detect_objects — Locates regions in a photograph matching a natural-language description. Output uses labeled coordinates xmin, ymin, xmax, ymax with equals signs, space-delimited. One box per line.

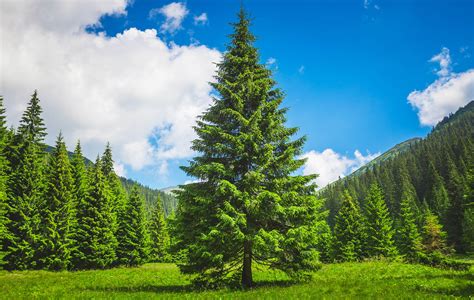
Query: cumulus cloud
xmin=150 ymin=2 xmax=189 ymax=34
xmin=301 ymin=149 xmax=380 ymax=189
xmin=0 ymin=0 xmax=221 ymax=175
xmin=407 ymin=47 xmax=474 ymax=126
xmin=194 ymin=13 xmax=208 ymax=25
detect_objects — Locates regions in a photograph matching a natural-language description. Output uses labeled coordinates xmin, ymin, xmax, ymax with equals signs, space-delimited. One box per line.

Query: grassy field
xmin=1 ymin=261 xmax=473 ymax=299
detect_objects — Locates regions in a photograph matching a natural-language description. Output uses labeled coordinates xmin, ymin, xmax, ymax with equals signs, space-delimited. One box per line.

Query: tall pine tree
xmin=364 ymin=183 xmax=398 ymax=258
xmin=148 ymin=194 xmax=170 ymax=262
xmin=174 ymin=8 xmax=326 ymax=287
xmin=73 ymin=157 xmax=117 ymax=269
xmin=116 ymin=186 xmax=149 ymax=266
xmin=4 ymin=91 xmax=47 ymax=270
xmin=39 ymin=133 xmax=74 ymax=270
xmin=396 ymin=197 xmax=423 ymax=262
xmin=0 ymin=96 xmax=10 ymax=265
xmin=333 ymin=191 xmax=366 ymax=262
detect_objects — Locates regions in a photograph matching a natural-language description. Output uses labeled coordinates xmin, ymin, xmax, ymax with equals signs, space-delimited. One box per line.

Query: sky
xmin=1 ymin=0 xmax=473 ymax=189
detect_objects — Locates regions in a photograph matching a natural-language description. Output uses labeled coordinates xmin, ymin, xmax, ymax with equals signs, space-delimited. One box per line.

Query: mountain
xmin=44 ymin=146 xmax=178 ymax=217
xmin=320 ymin=101 xmax=474 ymax=252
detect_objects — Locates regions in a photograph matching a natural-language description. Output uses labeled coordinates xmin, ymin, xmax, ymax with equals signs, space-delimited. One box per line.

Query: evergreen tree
xmin=148 ymin=195 xmax=170 ymax=262
xmin=70 ymin=141 xmax=89 ymax=267
xmin=116 ymin=186 xmax=149 ymax=266
xmin=333 ymin=191 xmax=366 ymax=261
xmin=174 ymin=8 xmax=326 ymax=287
xmin=425 ymin=163 xmax=449 ymax=220
xmin=4 ymin=91 xmax=47 ymax=270
xmin=73 ymin=157 xmax=117 ymax=269
xmin=445 ymin=158 xmax=465 ymax=251
xmin=364 ymin=184 xmax=398 ymax=258
xmin=396 ymin=197 xmax=423 ymax=262
xmin=462 ymin=158 xmax=474 ymax=252
xmin=39 ymin=133 xmax=74 ymax=270
xmin=422 ymin=211 xmax=450 ymax=255
xmin=0 ymin=96 xmax=10 ymax=265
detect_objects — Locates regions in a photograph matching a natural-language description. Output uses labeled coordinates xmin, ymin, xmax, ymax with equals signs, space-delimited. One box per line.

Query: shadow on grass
xmin=83 ymin=279 xmax=298 ymax=294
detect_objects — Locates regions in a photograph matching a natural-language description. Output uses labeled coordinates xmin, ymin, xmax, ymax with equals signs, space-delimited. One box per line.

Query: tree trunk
xmin=241 ymin=239 xmax=253 ymax=288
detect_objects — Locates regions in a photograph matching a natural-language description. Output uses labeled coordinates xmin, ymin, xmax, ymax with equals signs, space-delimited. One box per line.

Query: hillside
xmin=44 ymin=146 xmax=178 ymax=217
xmin=320 ymin=101 xmax=474 ymax=252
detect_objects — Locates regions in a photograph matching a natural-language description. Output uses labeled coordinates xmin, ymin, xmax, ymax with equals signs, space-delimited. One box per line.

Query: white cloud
xmin=430 ymin=47 xmax=451 ymax=77
xmin=0 ymin=0 xmax=221 ymax=177
xmin=407 ymin=47 xmax=474 ymax=126
xmin=301 ymin=149 xmax=380 ymax=189
xmin=194 ymin=13 xmax=208 ymax=25
xmin=150 ymin=2 xmax=189 ymax=34
xmin=266 ymin=57 xmax=277 ymax=66
xmin=113 ymin=162 xmax=127 ymax=177
xmin=364 ymin=0 xmax=370 ymax=9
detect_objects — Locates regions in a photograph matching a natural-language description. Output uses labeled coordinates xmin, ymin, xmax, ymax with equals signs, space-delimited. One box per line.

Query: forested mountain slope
xmin=45 ymin=146 xmax=178 ymax=217
xmin=320 ymin=101 xmax=474 ymax=252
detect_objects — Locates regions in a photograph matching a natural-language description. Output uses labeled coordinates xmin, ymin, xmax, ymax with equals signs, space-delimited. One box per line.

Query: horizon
xmin=1 ymin=0 xmax=473 ymax=189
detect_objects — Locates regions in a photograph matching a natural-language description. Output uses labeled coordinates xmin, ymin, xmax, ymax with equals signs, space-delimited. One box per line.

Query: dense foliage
xmin=174 ymin=8 xmax=328 ymax=288
xmin=321 ymin=101 xmax=474 ymax=253
xmin=0 ymin=92 xmax=170 ymax=270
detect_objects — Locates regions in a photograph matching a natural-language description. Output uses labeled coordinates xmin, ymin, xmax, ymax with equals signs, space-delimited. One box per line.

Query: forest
xmin=0 ymin=6 xmax=473 ymax=299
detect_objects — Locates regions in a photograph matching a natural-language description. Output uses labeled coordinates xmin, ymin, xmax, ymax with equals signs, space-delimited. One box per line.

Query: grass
xmin=1 ymin=261 xmax=473 ymax=299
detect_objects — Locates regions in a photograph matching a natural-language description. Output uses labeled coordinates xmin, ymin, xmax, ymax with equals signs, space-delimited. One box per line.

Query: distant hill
xmin=45 ymin=147 xmax=178 ymax=217
xmin=320 ymin=101 xmax=474 ymax=251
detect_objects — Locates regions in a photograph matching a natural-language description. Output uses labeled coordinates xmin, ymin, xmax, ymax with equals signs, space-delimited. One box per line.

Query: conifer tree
xmin=396 ymin=197 xmax=423 ymax=262
xmin=73 ymin=157 xmax=117 ymax=269
xmin=0 ymin=96 xmax=10 ymax=264
xmin=39 ymin=133 xmax=74 ymax=270
xmin=333 ymin=191 xmax=366 ymax=262
xmin=116 ymin=186 xmax=149 ymax=266
xmin=364 ymin=184 xmax=398 ymax=258
xmin=174 ymin=8 xmax=326 ymax=287
xmin=425 ymin=163 xmax=449 ymax=219
xmin=445 ymin=158 xmax=465 ymax=251
xmin=148 ymin=195 xmax=170 ymax=262
xmin=4 ymin=91 xmax=47 ymax=270
xmin=462 ymin=158 xmax=474 ymax=252
xmin=422 ymin=211 xmax=449 ymax=255
xmin=70 ymin=141 xmax=89 ymax=267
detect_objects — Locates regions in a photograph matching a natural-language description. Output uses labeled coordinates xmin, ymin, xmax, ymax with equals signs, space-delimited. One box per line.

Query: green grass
xmin=1 ymin=261 xmax=473 ymax=299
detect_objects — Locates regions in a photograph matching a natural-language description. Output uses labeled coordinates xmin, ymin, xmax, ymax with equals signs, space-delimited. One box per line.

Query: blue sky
xmin=1 ymin=0 xmax=473 ymax=189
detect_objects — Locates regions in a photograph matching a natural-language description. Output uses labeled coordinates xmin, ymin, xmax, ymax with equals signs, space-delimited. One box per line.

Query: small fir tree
xmin=148 ymin=195 xmax=170 ymax=262
xmin=39 ymin=133 xmax=74 ymax=270
xmin=364 ymin=183 xmax=398 ymax=258
xmin=116 ymin=186 xmax=149 ymax=266
xmin=396 ymin=197 xmax=424 ymax=262
xmin=422 ymin=211 xmax=450 ymax=255
xmin=333 ymin=190 xmax=366 ymax=261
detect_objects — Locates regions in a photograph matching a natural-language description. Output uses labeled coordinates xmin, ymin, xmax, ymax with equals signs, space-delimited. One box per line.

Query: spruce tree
xmin=333 ymin=191 xmax=366 ymax=262
xmin=445 ymin=158 xmax=465 ymax=251
xmin=0 ymin=96 xmax=10 ymax=265
xmin=425 ymin=163 xmax=449 ymax=220
xmin=462 ymin=158 xmax=474 ymax=252
xmin=364 ymin=183 xmax=398 ymax=258
xmin=174 ymin=8 xmax=326 ymax=287
xmin=39 ymin=133 xmax=74 ymax=270
xmin=396 ymin=197 xmax=423 ymax=262
xmin=4 ymin=91 xmax=47 ymax=270
xmin=116 ymin=186 xmax=149 ymax=266
xmin=422 ymin=211 xmax=449 ymax=255
xmin=73 ymin=157 xmax=117 ymax=269
xmin=70 ymin=141 xmax=89 ymax=266
xmin=148 ymin=194 xmax=170 ymax=262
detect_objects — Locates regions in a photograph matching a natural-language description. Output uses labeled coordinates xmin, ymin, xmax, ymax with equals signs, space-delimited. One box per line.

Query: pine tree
xmin=425 ymin=162 xmax=449 ymax=221
xmin=148 ymin=195 xmax=170 ymax=262
xmin=39 ymin=133 xmax=74 ymax=270
xmin=445 ymin=158 xmax=465 ymax=251
xmin=333 ymin=191 xmax=366 ymax=262
xmin=364 ymin=183 xmax=398 ymax=258
xmin=4 ymin=91 xmax=47 ymax=270
xmin=116 ymin=186 xmax=149 ymax=266
xmin=69 ymin=141 xmax=89 ymax=267
xmin=462 ymin=158 xmax=474 ymax=252
xmin=396 ymin=197 xmax=423 ymax=262
xmin=0 ymin=96 xmax=10 ymax=265
xmin=174 ymin=8 xmax=326 ymax=287
xmin=73 ymin=157 xmax=117 ymax=269
xmin=422 ymin=211 xmax=450 ymax=255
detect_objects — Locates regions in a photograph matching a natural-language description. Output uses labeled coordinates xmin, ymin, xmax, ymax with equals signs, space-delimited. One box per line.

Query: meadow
xmin=1 ymin=261 xmax=473 ymax=299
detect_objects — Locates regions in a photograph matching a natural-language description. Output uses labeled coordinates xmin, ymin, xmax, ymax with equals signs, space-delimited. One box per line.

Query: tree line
xmin=321 ymin=101 xmax=474 ymax=255
xmin=0 ymin=93 xmax=170 ymax=270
